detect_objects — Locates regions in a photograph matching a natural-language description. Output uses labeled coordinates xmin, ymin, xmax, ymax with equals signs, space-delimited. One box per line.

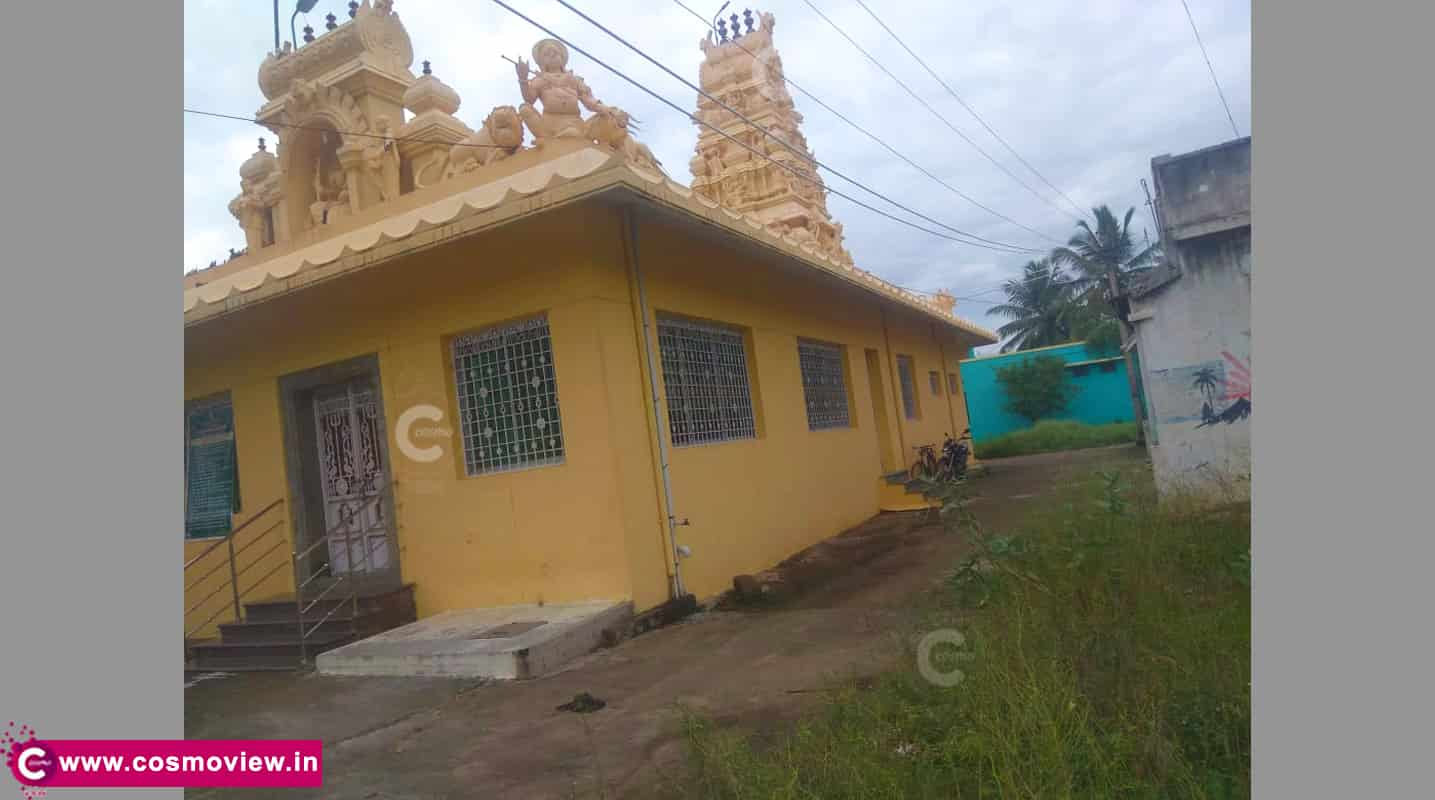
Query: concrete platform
xmin=315 ymin=601 xmax=633 ymax=680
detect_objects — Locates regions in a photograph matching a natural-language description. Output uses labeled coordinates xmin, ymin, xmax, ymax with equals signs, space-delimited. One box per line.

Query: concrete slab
xmin=315 ymin=600 xmax=633 ymax=680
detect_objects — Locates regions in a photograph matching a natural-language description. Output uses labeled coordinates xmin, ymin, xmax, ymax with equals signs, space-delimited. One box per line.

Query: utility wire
xmin=1177 ymin=0 xmax=1240 ymax=138
xmin=800 ymin=0 xmax=1084 ymax=226
xmin=183 ymin=108 xmax=511 ymax=148
xmin=850 ymin=0 xmax=1091 ymax=221
xmin=546 ymin=0 xmax=1043 ymax=255
xmin=668 ymin=0 xmax=1062 ymax=248
xmin=484 ymin=0 xmax=1037 ymax=256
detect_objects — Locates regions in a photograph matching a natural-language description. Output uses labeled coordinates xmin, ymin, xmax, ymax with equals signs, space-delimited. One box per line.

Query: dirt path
xmin=184 ymin=445 xmax=1146 ymax=800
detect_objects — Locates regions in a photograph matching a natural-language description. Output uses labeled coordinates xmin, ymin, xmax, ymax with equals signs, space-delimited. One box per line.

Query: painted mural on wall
xmin=1196 ymin=351 xmax=1251 ymax=428
xmin=1148 ymin=350 xmax=1251 ymax=427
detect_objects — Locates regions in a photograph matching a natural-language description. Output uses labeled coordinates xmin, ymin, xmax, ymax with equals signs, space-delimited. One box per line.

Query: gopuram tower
xmin=689 ymin=9 xmax=854 ymax=266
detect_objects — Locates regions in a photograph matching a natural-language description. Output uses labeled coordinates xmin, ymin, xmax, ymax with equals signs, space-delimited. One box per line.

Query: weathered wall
xmin=1130 ymin=230 xmax=1252 ymax=496
xmin=958 ymin=341 xmax=1136 ymax=443
xmin=1151 ymin=137 xmax=1251 ymax=240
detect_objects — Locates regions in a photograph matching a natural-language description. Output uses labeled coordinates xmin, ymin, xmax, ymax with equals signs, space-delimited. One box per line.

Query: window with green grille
xmin=184 ymin=395 xmax=240 ymax=540
xmin=452 ymin=315 xmax=566 ymax=476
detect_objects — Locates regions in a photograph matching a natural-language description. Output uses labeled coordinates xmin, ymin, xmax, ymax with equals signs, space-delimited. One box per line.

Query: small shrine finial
xmin=422 ymin=60 xmax=432 ymax=75
xmin=743 ymin=9 xmax=755 ymax=33
xmin=325 ymin=13 xmax=338 ymax=30
xmin=348 ymin=1 xmax=359 ymax=18
xmin=716 ymin=18 xmax=728 ymax=42
xmin=257 ymin=137 xmax=267 ymax=151
xmin=302 ymin=24 xmax=315 ymax=43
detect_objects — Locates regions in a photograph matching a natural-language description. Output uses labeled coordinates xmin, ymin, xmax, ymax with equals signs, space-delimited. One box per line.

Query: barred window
xmin=896 ymin=355 xmax=919 ymax=419
xmin=657 ymin=315 xmax=757 ymax=447
xmin=185 ymin=395 xmax=240 ymax=540
xmin=929 ymin=370 xmax=941 ymax=395
xmin=947 ymin=372 xmax=960 ymax=395
xmin=797 ymin=339 xmax=851 ymax=430
xmin=452 ymin=315 xmax=566 ymax=476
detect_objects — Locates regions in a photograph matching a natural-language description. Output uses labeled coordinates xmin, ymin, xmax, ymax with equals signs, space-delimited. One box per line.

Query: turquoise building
xmin=958 ymin=341 xmax=1135 ymax=443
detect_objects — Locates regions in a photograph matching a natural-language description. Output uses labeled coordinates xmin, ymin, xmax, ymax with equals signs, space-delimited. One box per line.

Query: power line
xmin=1177 ymin=0 xmax=1240 ymax=138
xmin=482 ymin=0 xmax=1038 ymax=257
xmin=183 ymin=108 xmax=511 ymax=148
xmin=545 ymin=0 xmax=1044 ymax=255
xmin=668 ymin=0 xmax=1063 ymax=248
xmin=800 ymin=0 xmax=1085 ymax=226
xmin=850 ymin=0 xmax=1091 ymax=221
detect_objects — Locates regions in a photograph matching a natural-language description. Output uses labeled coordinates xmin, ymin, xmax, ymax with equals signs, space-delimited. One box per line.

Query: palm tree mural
xmin=1192 ymin=367 xmax=1221 ymax=421
xmin=986 ymin=259 xmax=1076 ymax=353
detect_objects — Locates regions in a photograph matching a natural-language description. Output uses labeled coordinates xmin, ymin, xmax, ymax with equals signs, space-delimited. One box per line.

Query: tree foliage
xmin=986 ymin=259 xmax=1075 ymax=353
xmin=995 ymin=355 xmax=1078 ymax=423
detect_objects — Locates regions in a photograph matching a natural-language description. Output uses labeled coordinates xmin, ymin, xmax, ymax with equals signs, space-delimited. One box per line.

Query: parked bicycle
xmin=911 ymin=428 xmax=974 ymax=483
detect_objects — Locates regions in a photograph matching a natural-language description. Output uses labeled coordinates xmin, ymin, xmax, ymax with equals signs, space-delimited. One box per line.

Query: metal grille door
xmin=314 ymin=383 xmax=389 ymax=575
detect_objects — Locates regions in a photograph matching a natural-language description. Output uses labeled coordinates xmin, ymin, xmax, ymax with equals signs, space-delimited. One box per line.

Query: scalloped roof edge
xmin=183 ymin=146 xmax=998 ymax=343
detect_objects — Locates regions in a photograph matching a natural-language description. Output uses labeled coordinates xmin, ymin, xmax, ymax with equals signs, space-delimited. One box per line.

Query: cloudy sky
xmin=183 ymin=0 xmax=1250 ymax=347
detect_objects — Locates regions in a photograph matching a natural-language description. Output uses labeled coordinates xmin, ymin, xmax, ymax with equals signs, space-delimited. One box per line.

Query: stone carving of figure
xmin=365 ymin=115 xmax=402 ymax=203
xmin=229 ymin=194 xmax=268 ymax=251
xmin=585 ymin=106 xmax=664 ymax=172
xmin=310 ymin=168 xmax=350 ymax=227
xmin=515 ymin=39 xmax=611 ymax=145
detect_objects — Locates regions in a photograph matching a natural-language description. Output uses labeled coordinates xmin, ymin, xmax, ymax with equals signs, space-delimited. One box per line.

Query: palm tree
xmin=1051 ymin=205 xmax=1161 ymax=295
xmin=1051 ymin=205 xmax=1160 ymax=445
xmin=987 ymin=259 xmax=1075 ymax=353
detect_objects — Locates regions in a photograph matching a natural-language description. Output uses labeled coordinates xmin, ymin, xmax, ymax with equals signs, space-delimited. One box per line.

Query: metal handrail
xmin=183 ymin=498 xmax=285 ymax=570
xmin=293 ymin=480 xmax=395 ymax=665
xmin=182 ymin=498 xmax=286 ymax=645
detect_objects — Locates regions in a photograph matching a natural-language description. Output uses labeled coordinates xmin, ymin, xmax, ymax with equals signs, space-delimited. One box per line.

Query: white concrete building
xmin=1129 ymin=137 xmax=1251 ymax=498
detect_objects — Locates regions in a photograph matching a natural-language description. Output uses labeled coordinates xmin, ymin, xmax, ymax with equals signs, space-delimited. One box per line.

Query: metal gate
xmin=313 ymin=382 xmax=389 ymax=575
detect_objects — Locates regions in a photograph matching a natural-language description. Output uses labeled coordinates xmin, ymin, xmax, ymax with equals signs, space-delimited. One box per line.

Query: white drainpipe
xmin=623 ymin=207 xmax=687 ymax=599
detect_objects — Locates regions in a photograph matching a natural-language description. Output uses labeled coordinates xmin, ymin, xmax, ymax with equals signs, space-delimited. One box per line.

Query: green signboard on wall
xmin=185 ymin=398 xmax=240 ymax=539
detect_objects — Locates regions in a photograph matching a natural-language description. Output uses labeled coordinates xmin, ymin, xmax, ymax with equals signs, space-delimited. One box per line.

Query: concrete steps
xmin=186 ymin=585 xmax=418 ymax=672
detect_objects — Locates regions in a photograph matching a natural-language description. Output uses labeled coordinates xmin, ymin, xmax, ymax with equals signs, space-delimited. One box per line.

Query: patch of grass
xmin=976 ymin=420 xmax=1139 ymax=460
xmin=679 ymin=468 xmax=1251 ymax=799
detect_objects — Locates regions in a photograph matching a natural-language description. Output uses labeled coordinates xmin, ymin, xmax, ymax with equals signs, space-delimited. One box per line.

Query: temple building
xmin=183 ymin=1 xmax=995 ymax=674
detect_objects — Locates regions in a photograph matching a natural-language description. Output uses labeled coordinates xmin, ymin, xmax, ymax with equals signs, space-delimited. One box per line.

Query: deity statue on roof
xmin=514 ymin=38 xmax=613 ymax=145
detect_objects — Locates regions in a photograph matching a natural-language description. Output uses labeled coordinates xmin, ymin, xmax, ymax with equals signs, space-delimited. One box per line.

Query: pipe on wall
xmin=620 ymin=205 xmax=687 ymax=600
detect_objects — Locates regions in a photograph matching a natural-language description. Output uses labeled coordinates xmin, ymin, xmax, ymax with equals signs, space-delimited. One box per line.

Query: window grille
xmin=929 ymin=370 xmax=941 ymax=395
xmin=185 ymin=395 xmax=240 ymax=539
xmin=897 ymin=355 xmax=918 ymax=419
xmin=452 ymin=315 xmax=566 ymax=476
xmin=797 ymin=339 xmax=851 ymax=430
xmin=947 ymin=372 xmax=960 ymax=395
xmin=657 ymin=315 xmax=757 ymax=446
